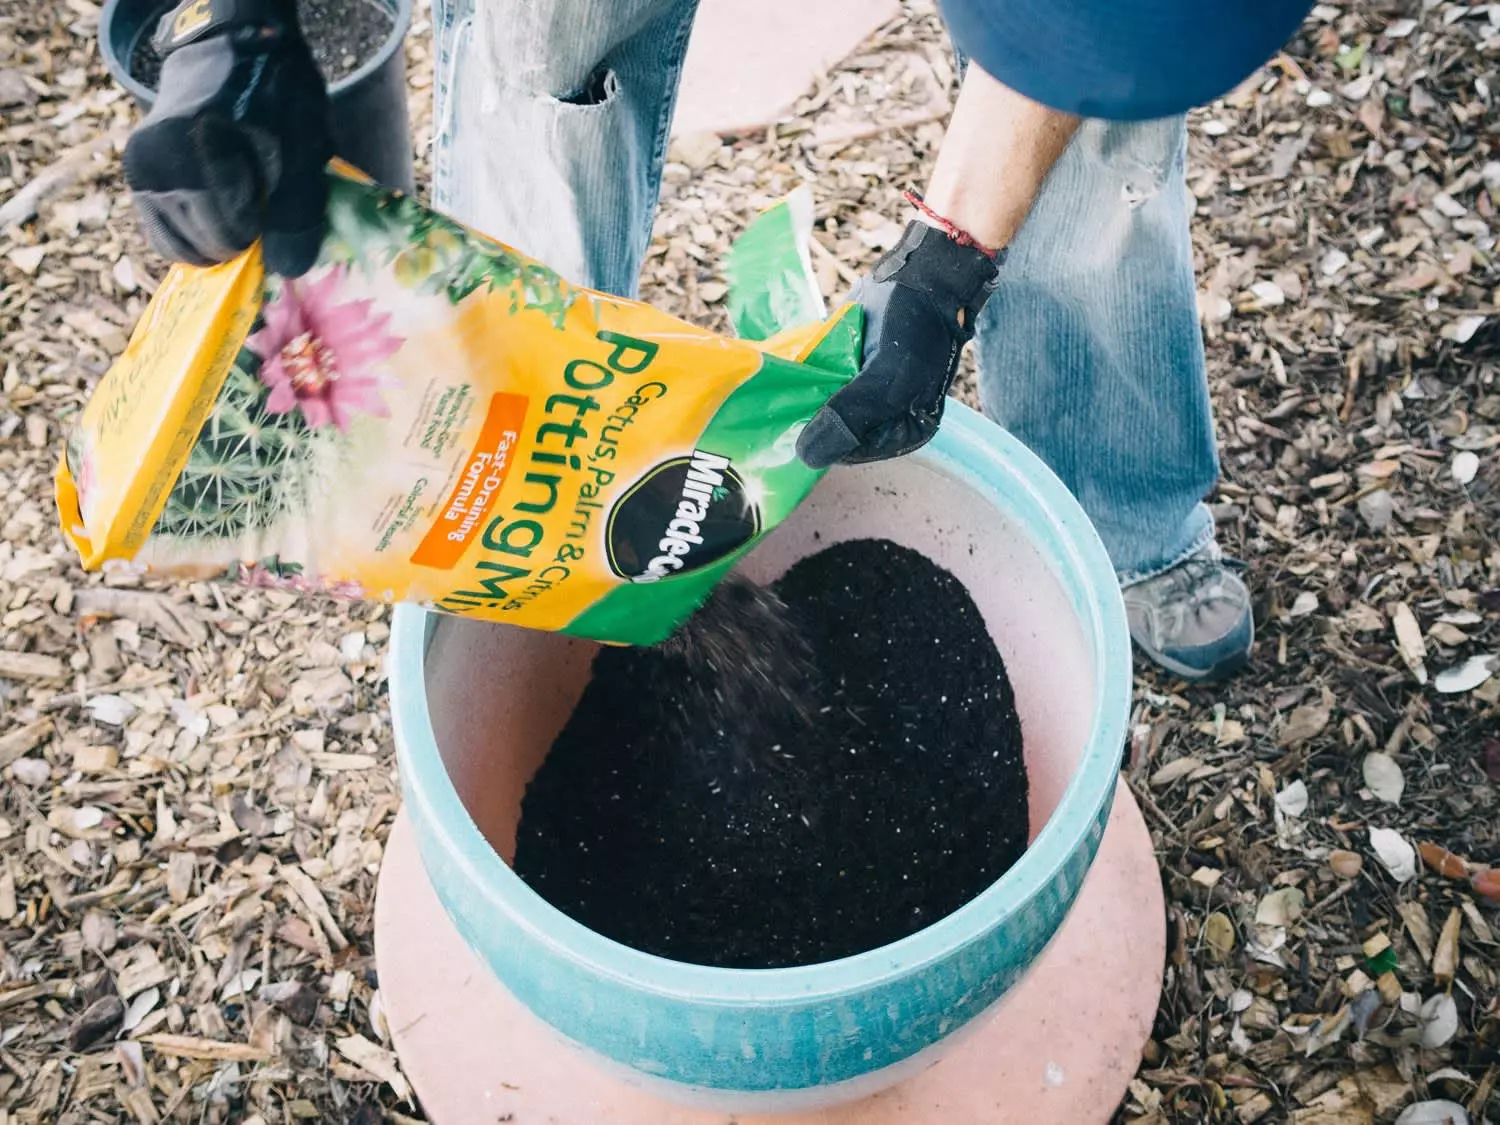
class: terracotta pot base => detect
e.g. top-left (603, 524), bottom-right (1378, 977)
top-left (374, 776), bottom-right (1164, 1124)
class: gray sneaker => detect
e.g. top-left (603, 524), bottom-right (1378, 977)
top-left (1123, 544), bottom-right (1253, 682)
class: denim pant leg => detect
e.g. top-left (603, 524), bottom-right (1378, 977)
top-left (973, 117), bottom-right (1218, 583)
top-left (430, 0), bottom-right (700, 297)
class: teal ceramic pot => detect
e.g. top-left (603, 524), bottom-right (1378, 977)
top-left (387, 402), bottom-right (1131, 1112)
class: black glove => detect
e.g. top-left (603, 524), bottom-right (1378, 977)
top-left (796, 220), bottom-right (1001, 468)
top-left (123, 0), bottom-right (333, 277)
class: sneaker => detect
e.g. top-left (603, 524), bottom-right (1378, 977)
top-left (1123, 544), bottom-right (1253, 682)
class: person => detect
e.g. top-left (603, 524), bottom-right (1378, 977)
top-left (120, 0), bottom-right (1313, 681)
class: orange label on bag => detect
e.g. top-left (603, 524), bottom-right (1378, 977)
top-left (410, 392), bottom-right (529, 570)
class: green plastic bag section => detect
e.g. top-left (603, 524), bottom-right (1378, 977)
top-left (562, 197), bottom-right (861, 646)
top-left (723, 186), bottom-right (826, 343)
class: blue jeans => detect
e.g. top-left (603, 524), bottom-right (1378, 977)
top-left (430, 0), bottom-right (1218, 582)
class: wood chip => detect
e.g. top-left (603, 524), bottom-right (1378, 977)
top-left (116, 946), bottom-right (170, 1000)
top-left (118, 1086), bottom-right (160, 1124)
top-left (68, 995), bottom-right (124, 1051)
top-left (1280, 703), bottom-right (1331, 747)
top-left (0, 650), bottom-right (65, 681)
top-left (0, 718), bottom-right (54, 769)
top-left (7, 244), bottom-right (46, 274)
top-left (141, 1034), bottom-right (270, 1062)
top-left (308, 752), bottom-right (379, 772)
top-left (1390, 602), bottom-right (1428, 683)
top-left (1418, 841), bottom-right (1471, 880)
top-left (0, 979), bottom-right (74, 1012)
top-left (73, 743), bottom-right (119, 772)
top-left (1432, 908), bottom-right (1461, 986)
top-left (166, 852), bottom-right (195, 904)
top-left (281, 865), bottom-right (349, 951)
top-left (1328, 849), bottom-right (1363, 878)
top-left (0, 67), bottom-right (37, 108)
top-left (1376, 971), bottom-right (1403, 1006)
top-left (1473, 868), bottom-right (1500, 904)
top-left (1398, 902), bottom-right (1434, 964)
top-left (1459, 900), bottom-right (1493, 943)
top-left (334, 1035), bottom-right (412, 1101)
top-left (0, 127), bottom-right (128, 230)
top-left (1151, 755), bottom-right (1203, 787)
top-left (72, 588), bottom-right (210, 648)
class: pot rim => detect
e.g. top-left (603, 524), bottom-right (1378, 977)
top-left (389, 400), bottom-right (1132, 1005)
top-left (98, 0), bottom-right (415, 106)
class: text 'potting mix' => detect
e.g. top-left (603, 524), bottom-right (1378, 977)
top-left (56, 168), bottom-right (863, 646)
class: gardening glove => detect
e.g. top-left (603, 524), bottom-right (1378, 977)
top-left (796, 220), bottom-right (1001, 468)
top-left (123, 0), bottom-right (334, 277)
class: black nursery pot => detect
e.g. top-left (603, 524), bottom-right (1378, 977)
top-left (99, 0), bottom-right (416, 194)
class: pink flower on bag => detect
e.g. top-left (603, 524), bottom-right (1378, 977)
top-left (235, 563), bottom-right (367, 602)
top-left (75, 449), bottom-right (97, 511)
top-left (323, 577), bottom-right (368, 600)
top-left (238, 564), bottom-right (299, 592)
top-left (249, 267), bottom-right (401, 431)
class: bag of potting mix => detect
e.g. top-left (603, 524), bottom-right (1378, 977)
top-left (55, 167), bottom-right (859, 645)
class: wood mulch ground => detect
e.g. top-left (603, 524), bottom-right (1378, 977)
top-left (0, 0), bottom-right (1494, 1121)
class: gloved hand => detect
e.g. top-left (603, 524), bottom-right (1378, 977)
top-left (796, 220), bottom-right (1001, 468)
top-left (123, 0), bottom-right (333, 277)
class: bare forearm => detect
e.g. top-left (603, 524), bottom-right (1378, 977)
top-left (923, 66), bottom-right (1079, 251)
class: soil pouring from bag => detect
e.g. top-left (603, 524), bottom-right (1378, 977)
top-left (514, 539), bottom-right (1029, 969)
top-left (130, 0), bottom-right (394, 89)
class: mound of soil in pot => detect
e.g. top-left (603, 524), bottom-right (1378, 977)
top-left (130, 0), bottom-right (394, 90)
top-left (513, 538), bottom-right (1029, 969)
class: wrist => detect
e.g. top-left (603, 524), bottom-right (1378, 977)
top-left (905, 191), bottom-right (1004, 261)
top-left (919, 67), bottom-right (1079, 252)
top-left (920, 178), bottom-right (1032, 252)
top-left (874, 221), bottom-right (1000, 340)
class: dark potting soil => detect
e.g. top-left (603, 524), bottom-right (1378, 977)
top-left (649, 571), bottom-right (823, 760)
top-left (513, 539), bottom-right (1029, 969)
top-left (129, 0), bottom-right (394, 90)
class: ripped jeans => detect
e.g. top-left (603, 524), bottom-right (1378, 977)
top-left (430, 0), bottom-right (1218, 581)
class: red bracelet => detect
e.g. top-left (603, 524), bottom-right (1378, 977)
top-left (903, 191), bottom-right (1001, 260)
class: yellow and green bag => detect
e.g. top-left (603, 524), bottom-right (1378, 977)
top-left (56, 168), bottom-right (858, 645)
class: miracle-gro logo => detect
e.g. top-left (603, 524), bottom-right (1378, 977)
top-left (607, 450), bottom-right (760, 582)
